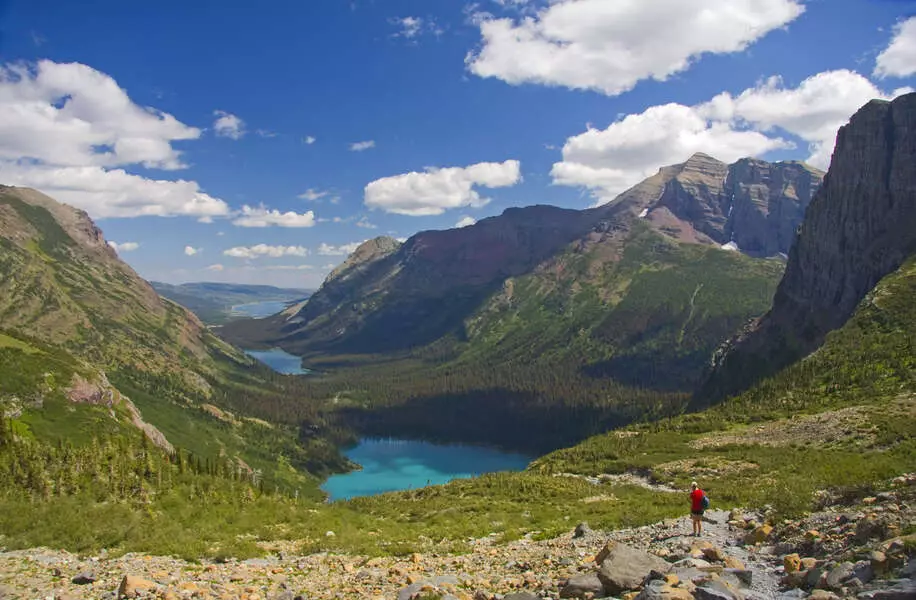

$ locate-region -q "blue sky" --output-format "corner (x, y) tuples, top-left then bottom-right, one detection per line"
(1, 0), (915, 287)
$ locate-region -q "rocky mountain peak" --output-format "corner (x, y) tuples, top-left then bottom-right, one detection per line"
(326, 236), (401, 283)
(697, 92), (916, 404)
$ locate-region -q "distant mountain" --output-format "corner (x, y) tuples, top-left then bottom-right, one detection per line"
(220, 153), (820, 448)
(151, 281), (311, 324)
(0, 186), (345, 489)
(698, 92), (916, 405)
(228, 153), (821, 365)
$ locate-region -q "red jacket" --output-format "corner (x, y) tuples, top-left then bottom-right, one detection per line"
(690, 489), (705, 511)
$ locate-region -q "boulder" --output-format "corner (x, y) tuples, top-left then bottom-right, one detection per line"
(574, 522), (592, 538)
(118, 575), (157, 599)
(559, 573), (605, 599)
(783, 554), (802, 574)
(744, 525), (773, 545)
(807, 591), (839, 600)
(824, 562), (855, 591)
(702, 547), (727, 563)
(597, 542), (671, 596)
(635, 579), (693, 600)
(694, 582), (742, 600)
(72, 571), (96, 585)
(724, 569), (753, 586)
(723, 557), (745, 570)
(503, 594), (541, 600)
(858, 579), (916, 599)
(852, 561), (875, 585)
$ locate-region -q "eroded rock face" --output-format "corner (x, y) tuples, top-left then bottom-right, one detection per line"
(697, 93), (916, 404)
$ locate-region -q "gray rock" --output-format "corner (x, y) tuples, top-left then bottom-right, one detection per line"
(776, 591), (807, 600)
(857, 579), (916, 599)
(635, 580), (675, 600)
(560, 573), (605, 598)
(902, 558), (916, 579)
(272, 591), (294, 600)
(574, 522), (592, 538)
(825, 562), (855, 590)
(397, 576), (463, 600)
(694, 584), (739, 600)
(853, 561), (875, 585)
(724, 568), (753, 586)
(71, 571), (96, 585)
(503, 594), (541, 600)
(597, 542), (671, 596)
(806, 566), (827, 590)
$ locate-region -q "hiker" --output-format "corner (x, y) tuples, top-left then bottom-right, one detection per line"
(689, 481), (708, 536)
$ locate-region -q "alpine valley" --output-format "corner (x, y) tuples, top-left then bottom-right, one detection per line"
(2, 92), (916, 600)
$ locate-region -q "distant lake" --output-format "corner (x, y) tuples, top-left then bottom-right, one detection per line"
(244, 348), (311, 375)
(231, 300), (291, 319)
(321, 438), (531, 501)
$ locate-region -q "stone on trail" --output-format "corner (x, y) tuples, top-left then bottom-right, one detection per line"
(502, 593), (541, 600)
(574, 522), (592, 538)
(744, 525), (773, 545)
(71, 571), (96, 584)
(807, 590), (840, 600)
(702, 547), (727, 563)
(694, 583), (742, 600)
(824, 562), (855, 590)
(559, 573), (604, 598)
(783, 554), (802, 574)
(117, 575), (157, 598)
(635, 579), (694, 600)
(596, 542), (671, 596)
(724, 568), (753, 586)
(857, 579), (916, 599)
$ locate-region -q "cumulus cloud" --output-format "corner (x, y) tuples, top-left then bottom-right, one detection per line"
(455, 216), (477, 228)
(0, 163), (230, 219)
(355, 216), (377, 229)
(390, 16), (442, 39)
(213, 110), (245, 139)
(466, 0), (805, 96)
(223, 244), (309, 259)
(364, 160), (521, 216)
(206, 264), (224, 272)
(350, 140), (376, 151)
(108, 241), (139, 253)
(303, 135), (316, 145)
(0, 60), (230, 219)
(317, 241), (363, 256)
(184, 246), (199, 256)
(298, 188), (328, 201)
(552, 70), (903, 203)
(875, 17), (916, 79)
(231, 205), (317, 228)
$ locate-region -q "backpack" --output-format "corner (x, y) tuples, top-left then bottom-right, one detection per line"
(701, 494), (710, 509)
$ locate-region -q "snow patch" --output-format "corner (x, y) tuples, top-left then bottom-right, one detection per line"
(721, 241), (740, 252)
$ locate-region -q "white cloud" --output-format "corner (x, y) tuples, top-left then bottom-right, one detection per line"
(390, 16), (442, 39)
(223, 244), (309, 259)
(108, 241), (139, 253)
(298, 188), (328, 201)
(355, 216), (377, 229)
(552, 70), (904, 202)
(263, 264), (315, 271)
(184, 246), (199, 256)
(466, 0), (804, 96)
(455, 216), (476, 228)
(213, 110), (245, 139)
(317, 241), (364, 256)
(256, 128), (277, 138)
(364, 160), (521, 216)
(875, 17), (916, 79)
(303, 135), (316, 145)
(0, 163), (230, 219)
(0, 59), (230, 220)
(232, 205), (317, 228)
(350, 140), (376, 151)
(206, 263), (224, 272)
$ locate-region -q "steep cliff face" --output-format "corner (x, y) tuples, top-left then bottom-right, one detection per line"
(697, 93), (916, 404)
(647, 153), (823, 256)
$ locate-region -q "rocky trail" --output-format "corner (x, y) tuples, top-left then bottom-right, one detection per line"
(1, 481), (914, 600)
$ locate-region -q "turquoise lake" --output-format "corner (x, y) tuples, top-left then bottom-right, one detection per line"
(321, 438), (532, 501)
(244, 348), (311, 375)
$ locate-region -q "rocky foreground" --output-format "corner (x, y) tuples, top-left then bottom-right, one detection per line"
(1, 476), (914, 600)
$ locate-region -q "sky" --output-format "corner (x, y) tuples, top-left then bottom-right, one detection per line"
(1, 0), (915, 288)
